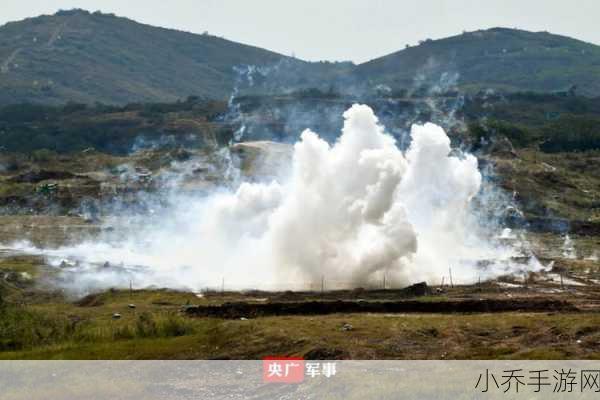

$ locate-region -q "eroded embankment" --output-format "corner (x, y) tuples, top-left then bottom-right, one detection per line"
(183, 299), (577, 319)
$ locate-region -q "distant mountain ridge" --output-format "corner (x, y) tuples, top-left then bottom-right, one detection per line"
(0, 9), (287, 105)
(1, 10), (600, 106)
(356, 28), (600, 96)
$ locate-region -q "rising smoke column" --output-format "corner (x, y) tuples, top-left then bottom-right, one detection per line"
(265, 104), (418, 287)
(13, 104), (534, 294)
(262, 104), (483, 287)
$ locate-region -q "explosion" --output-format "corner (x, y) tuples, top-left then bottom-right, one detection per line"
(13, 104), (544, 294)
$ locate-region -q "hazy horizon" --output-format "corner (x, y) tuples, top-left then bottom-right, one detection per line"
(2, 0), (600, 63)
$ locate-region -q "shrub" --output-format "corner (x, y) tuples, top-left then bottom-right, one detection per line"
(135, 311), (194, 338)
(469, 120), (537, 148)
(540, 117), (600, 152)
(31, 148), (57, 163)
(0, 306), (74, 350)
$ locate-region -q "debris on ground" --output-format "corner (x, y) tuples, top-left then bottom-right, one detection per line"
(400, 281), (430, 297)
(303, 347), (349, 360)
(341, 323), (353, 331)
(36, 183), (59, 195)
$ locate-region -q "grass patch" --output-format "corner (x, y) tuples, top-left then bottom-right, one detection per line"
(3, 310), (600, 360)
(0, 303), (198, 353)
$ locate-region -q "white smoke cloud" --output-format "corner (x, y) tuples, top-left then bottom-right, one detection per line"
(11, 104), (544, 295)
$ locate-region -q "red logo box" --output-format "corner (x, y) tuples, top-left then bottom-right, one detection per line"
(263, 357), (305, 383)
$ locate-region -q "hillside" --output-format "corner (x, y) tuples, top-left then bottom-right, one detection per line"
(0, 9), (289, 105)
(356, 28), (600, 96)
(2, 11), (600, 105)
(0, 97), (230, 154)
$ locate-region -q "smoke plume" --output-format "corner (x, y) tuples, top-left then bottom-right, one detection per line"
(13, 104), (544, 295)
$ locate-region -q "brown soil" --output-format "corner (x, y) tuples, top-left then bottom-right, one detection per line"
(184, 298), (577, 319)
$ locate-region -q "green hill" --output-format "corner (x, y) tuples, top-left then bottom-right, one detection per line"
(0, 9), (289, 105)
(355, 28), (600, 96)
(2, 11), (600, 105)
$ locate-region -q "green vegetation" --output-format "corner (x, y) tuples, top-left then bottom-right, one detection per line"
(3, 302), (600, 360)
(459, 91), (600, 220)
(0, 10), (355, 106)
(469, 120), (537, 148)
(1, 90), (599, 222)
(540, 116), (600, 152)
(3, 11), (600, 106)
(357, 28), (600, 96)
(0, 10), (285, 105)
(0, 98), (229, 153)
(0, 304), (195, 352)
(464, 92), (600, 152)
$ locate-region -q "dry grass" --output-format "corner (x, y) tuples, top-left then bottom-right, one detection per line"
(2, 309), (600, 360)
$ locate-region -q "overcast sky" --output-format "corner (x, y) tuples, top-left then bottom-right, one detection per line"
(2, 0), (599, 63)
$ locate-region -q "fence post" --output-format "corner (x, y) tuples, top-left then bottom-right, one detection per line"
(321, 275), (324, 296)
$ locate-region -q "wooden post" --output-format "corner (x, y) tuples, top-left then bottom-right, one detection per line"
(560, 271), (564, 290)
(449, 266), (454, 288)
